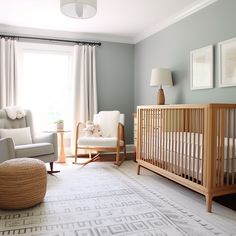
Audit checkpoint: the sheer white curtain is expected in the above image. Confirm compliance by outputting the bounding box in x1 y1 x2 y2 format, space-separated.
0 38 18 108
72 45 97 152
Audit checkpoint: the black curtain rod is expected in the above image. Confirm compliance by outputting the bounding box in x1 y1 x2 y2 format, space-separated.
0 34 101 46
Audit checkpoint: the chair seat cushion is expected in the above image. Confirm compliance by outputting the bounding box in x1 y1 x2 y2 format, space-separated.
15 143 54 158
78 137 124 147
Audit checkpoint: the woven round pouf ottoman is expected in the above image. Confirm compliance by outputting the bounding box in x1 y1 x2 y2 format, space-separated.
0 158 47 210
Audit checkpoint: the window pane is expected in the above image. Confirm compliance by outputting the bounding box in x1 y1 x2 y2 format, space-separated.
18 46 73 133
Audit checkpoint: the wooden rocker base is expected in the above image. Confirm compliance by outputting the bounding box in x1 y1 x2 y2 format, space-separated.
114 156 126 166
73 153 101 166
73 152 126 167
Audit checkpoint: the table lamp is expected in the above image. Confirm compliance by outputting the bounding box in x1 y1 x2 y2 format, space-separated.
150 68 173 105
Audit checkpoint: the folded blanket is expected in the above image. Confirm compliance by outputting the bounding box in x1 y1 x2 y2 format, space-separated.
4 106 26 120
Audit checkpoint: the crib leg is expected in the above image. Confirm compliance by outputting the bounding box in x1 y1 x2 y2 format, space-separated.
206 194 212 212
137 164 141 175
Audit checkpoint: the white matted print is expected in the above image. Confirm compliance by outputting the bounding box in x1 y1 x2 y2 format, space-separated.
219 37 236 87
190 45 213 90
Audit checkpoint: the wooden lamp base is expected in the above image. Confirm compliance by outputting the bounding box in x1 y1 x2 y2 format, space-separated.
157 88 165 105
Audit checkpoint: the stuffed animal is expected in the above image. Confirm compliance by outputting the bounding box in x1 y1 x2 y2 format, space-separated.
83 121 102 137
83 121 94 137
92 124 102 137
16 111 25 119
5 106 26 120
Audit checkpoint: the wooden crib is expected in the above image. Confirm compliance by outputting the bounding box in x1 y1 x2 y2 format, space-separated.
136 104 236 212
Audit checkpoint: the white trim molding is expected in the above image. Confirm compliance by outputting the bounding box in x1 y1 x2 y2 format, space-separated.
134 0 218 44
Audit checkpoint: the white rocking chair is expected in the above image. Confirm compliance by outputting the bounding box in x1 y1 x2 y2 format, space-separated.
74 111 126 166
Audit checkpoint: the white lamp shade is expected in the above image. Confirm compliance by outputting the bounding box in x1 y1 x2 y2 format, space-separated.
150 68 173 87
60 0 97 19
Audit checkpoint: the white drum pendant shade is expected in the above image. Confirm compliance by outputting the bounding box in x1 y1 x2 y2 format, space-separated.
60 0 97 19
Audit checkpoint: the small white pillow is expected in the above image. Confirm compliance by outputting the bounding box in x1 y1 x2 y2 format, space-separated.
0 127 32 145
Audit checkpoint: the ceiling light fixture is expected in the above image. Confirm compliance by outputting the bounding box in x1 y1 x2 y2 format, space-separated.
60 0 97 19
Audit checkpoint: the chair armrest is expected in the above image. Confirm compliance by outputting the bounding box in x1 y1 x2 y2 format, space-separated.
75 122 85 141
33 133 57 144
117 123 126 143
33 133 58 158
0 138 15 163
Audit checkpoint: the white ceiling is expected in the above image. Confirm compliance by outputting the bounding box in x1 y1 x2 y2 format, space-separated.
0 0 217 43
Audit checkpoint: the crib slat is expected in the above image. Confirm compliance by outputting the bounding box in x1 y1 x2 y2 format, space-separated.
164 109 167 168
148 109 151 163
163 109 169 170
150 109 152 164
152 109 155 166
197 109 200 183
164 109 167 169
171 109 174 173
227 109 230 185
165 109 171 171
220 109 225 186
152 109 155 165
171 109 178 174
189 109 192 180
193 109 196 181
144 110 148 161
143 110 147 161
178 109 181 176
201 109 205 184
157 109 159 166
153 109 156 166
149 109 152 163
181 109 184 177
167 110 171 172
147 109 149 162
185 111 188 178
232 109 235 185
159 109 163 167
141 109 143 161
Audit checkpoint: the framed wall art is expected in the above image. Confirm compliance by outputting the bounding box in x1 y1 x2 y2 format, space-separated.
219 37 236 87
190 45 213 90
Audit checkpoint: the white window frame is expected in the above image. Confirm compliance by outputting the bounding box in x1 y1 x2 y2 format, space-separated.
17 41 74 132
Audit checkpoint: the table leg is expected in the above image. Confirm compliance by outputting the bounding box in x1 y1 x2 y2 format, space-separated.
57 132 66 163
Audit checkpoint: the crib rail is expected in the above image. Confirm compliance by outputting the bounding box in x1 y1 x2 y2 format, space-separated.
138 105 206 186
137 104 236 212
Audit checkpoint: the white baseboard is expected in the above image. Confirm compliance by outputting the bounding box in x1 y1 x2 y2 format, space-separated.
126 144 134 153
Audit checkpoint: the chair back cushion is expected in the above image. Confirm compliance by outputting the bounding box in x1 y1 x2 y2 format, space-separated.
0 127 32 145
94 111 120 137
0 109 34 138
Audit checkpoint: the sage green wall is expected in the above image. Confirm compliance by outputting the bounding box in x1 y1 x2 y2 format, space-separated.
97 42 134 144
134 0 236 107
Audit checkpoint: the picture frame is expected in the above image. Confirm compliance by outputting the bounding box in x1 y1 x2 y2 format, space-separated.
190 45 213 90
219 37 236 87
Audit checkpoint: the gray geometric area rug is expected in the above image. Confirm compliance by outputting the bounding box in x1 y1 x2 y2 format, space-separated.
0 162 230 236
